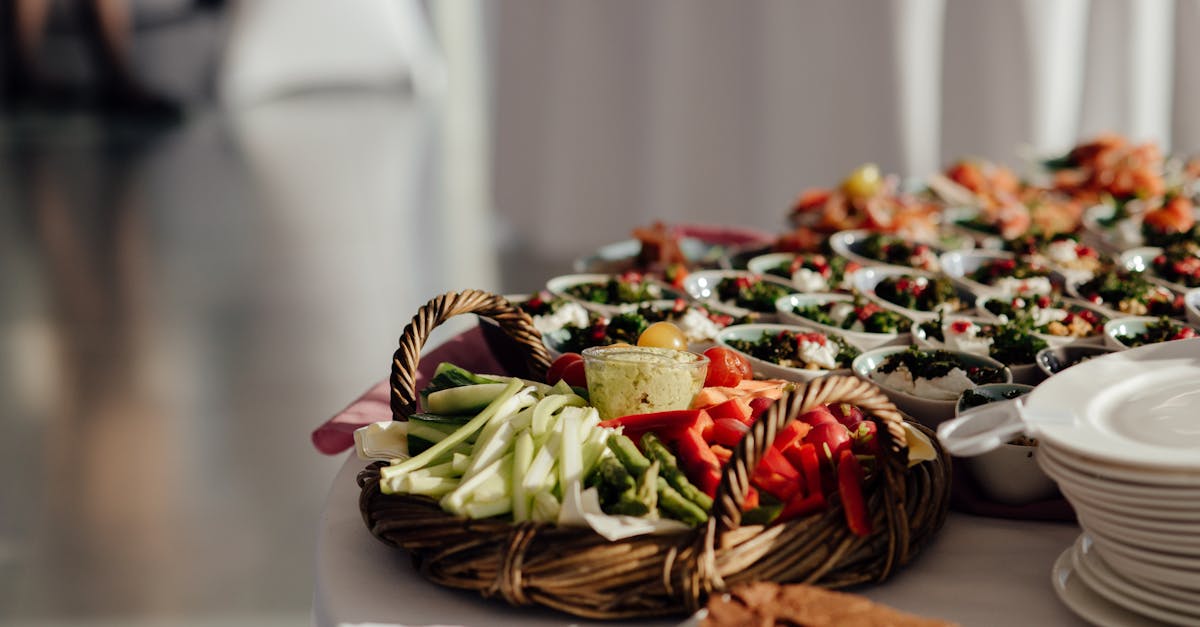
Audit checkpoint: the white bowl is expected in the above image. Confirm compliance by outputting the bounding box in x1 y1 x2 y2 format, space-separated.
1034 344 1120 378
572 237 720 274
1081 203 1145 254
1065 268 1185 319
953 383 1058 506
1122 245 1200 295
746 252 861 293
775 293 909 351
546 273 684 317
975 295 1110 348
682 270 793 322
829 229 943 272
911 315 1045 385
1186 288 1200 327
939 249 1062 299
1103 316 1200 350
851 345 1011 428
715 323 856 383
854 266 975 322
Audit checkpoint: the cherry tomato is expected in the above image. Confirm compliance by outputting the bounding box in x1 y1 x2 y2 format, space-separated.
561 359 587 388
702 346 751 387
637 321 688 350
546 352 583 385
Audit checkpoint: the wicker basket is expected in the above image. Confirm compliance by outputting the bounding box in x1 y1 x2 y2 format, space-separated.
358 290 952 620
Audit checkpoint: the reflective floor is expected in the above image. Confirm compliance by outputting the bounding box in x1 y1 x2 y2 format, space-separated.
0 92 562 625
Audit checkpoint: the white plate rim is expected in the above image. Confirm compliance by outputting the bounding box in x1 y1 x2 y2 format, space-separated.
1072 535 1200 623
1021 338 1200 469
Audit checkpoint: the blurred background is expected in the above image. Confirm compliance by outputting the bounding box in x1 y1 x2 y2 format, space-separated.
0 0 1197 625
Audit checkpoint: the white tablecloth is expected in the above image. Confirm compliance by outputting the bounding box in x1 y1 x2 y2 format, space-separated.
313 453 1090 627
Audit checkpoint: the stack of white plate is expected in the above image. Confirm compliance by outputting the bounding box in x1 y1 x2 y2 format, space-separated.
1040 443 1200 626
938 338 1200 626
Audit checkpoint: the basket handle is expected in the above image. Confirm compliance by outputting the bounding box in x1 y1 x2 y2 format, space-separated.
709 375 908 535
389 290 552 420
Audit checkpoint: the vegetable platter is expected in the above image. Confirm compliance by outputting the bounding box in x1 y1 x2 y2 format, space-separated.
357 290 951 620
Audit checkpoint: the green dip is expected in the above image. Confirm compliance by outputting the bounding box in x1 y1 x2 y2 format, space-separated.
582 346 708 420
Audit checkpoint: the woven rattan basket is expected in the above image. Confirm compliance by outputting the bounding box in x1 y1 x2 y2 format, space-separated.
358 289 952 620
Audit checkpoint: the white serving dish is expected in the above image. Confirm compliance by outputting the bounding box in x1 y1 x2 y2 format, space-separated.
1187 288 1200 327
828 229 943 272
952 384 1057 506
682 270 793 322
546 273 683 317
715 323 854 383
851 345 1011 428
775 292 908 351
853 266 975 322
940 249 1061 299
912 316 1044 385
1102 315 1198 350
938 338 1200 470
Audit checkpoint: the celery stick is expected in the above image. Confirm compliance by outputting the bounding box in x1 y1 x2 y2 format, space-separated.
512 430 535 522
469 458 513 504
404 475 459 498
451 452 471 474
463 497 513 519
383 380 524 480
532 394 585 437
509 406 534 432
462 421 515 481
441 452 512 514
522 444 556 493
558 408 584 489
531 491 560 522
581 407 600 432
413 461 458 479
580 424 611 476
551 379 573 396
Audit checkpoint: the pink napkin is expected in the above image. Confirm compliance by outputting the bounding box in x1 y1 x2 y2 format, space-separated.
311 326 510 455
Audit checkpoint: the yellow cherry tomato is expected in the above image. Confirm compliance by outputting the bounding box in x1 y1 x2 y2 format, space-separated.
842 163 882 200
637 321 688 351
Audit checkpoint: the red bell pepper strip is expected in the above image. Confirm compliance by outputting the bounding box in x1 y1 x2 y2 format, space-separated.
837 448 872 538
778 490 826 522
711 418 750 448
772 421 812 453
675 428 722 497
741 486 760 512
599 409 712 444
707 397 754 426
750 447 802 501
748 396 775 422
710 443 733 465
758 446 800 481
784 442 823 498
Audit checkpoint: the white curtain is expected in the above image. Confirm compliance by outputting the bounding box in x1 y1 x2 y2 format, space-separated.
490 0 1200 258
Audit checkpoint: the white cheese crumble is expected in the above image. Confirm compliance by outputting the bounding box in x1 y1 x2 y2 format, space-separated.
797 337 838 369
791 268 829 292
874 366 977 401
532 302 590 335
676 307 723 343
1045 240 1079 264
992 276 1053 297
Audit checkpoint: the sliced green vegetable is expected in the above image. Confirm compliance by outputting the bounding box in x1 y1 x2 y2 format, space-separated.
426 383 510 415
641 433 713 512
656 477 708 525
381 380 524 486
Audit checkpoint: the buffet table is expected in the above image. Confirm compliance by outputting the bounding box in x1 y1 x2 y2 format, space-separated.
313 452 1091 627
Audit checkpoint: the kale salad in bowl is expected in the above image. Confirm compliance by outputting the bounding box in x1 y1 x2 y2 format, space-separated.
776 292 912 350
